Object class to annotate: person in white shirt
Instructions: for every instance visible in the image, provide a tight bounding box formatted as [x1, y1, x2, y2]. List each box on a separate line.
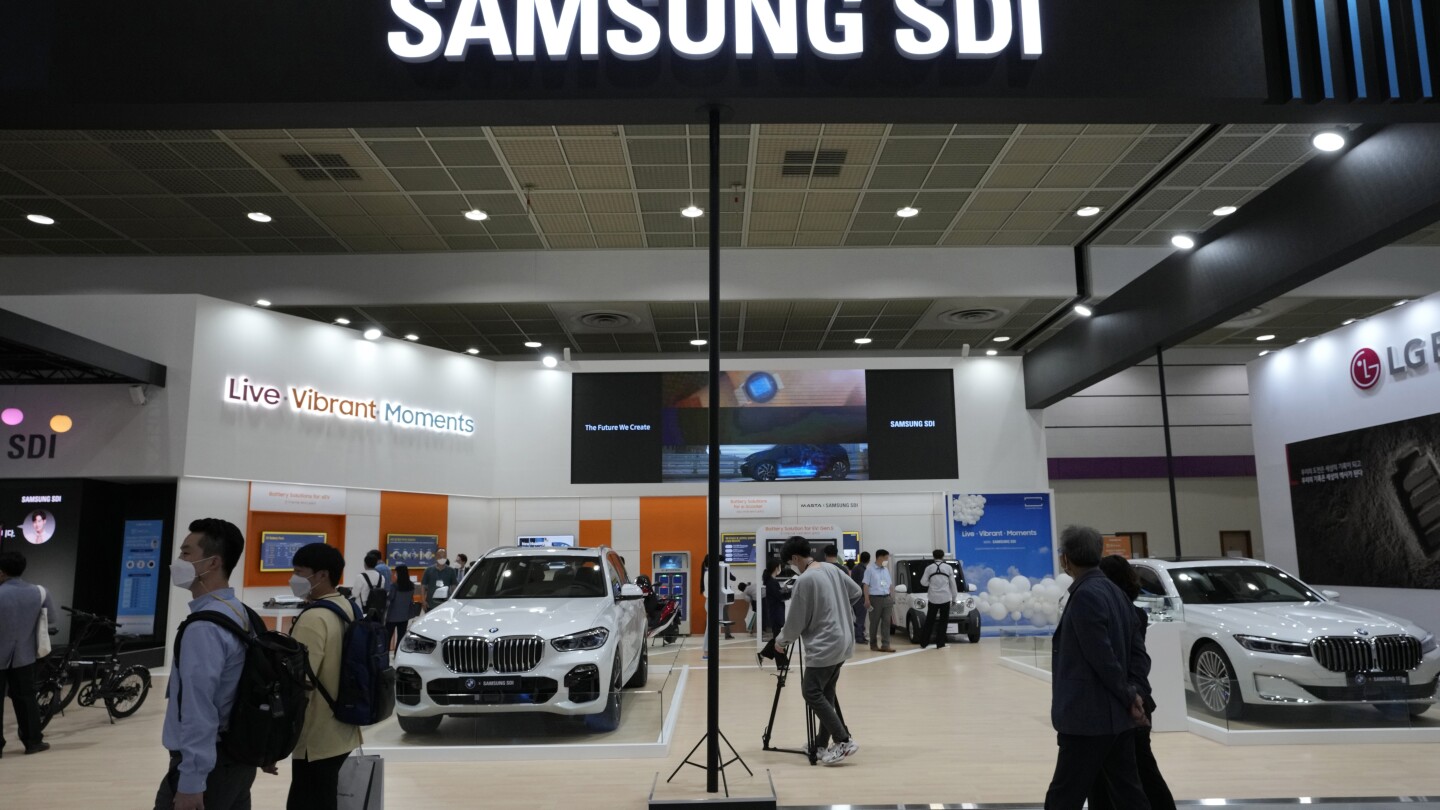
[861, 549, 895, 652]
[919, 550, 959, 649]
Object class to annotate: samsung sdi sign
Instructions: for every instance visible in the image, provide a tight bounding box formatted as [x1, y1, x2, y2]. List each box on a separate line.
[386, 0, 1043, 63]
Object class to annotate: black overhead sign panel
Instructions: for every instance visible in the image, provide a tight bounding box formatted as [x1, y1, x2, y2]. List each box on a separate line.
[2, 0, 1439, 126]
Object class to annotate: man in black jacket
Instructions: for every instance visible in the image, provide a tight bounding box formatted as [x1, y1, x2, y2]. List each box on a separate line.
[1043, 526, 1150, 810]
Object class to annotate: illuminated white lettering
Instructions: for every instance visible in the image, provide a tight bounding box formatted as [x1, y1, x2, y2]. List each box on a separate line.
[807, 0, 863, 60]
[606, 0, 663, 59]
[670, 0, 727, 59]
[895, 0, 949, 58]
[735, 0, 799, 58]
[388, 0, 446, 62]
[955, 0, 1012, 57]
[517, 0, 599, 60]
[445, 0, 515, 60]
[1018, 0, 1042, 58]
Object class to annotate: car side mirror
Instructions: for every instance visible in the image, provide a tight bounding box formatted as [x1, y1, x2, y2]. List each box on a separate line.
[618, 583, 646, 601]
[968, 583, 977, 593]
[894, 584, 908, 594]
[1321, 589, 1341, 601]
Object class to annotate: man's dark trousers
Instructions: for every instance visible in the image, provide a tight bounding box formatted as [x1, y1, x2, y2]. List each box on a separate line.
[921, 601, 951, 647]
[154, 748, 257, 810]
[0, 663, 44, 752]
[1044, 729, 1150, 810]
[801, 662, 849, 751]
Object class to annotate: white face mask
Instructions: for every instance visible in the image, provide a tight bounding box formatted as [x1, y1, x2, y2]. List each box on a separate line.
[171, 556, 214, 590]
[436, 558, 448, 567]
[289, 573, 314, 599]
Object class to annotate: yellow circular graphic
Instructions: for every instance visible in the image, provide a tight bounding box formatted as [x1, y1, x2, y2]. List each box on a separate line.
[50, 414, 73, 433]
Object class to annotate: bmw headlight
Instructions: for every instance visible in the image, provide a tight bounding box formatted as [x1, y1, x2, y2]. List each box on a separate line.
[1234, 634, 1312, 656]
[1421, 632, 1438, 655]
[552, 627, 610, 652]
[399, 633, 437, 654]
[916, 598, 927, 610]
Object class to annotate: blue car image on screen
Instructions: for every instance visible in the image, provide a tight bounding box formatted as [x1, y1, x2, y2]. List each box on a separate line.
[739, 444, 850, 482]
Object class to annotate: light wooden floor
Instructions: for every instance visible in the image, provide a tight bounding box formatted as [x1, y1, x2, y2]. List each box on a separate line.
[7, 639, 1440, 808]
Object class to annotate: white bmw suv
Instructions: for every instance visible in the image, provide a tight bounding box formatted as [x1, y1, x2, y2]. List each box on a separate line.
[394, 546, 648, 734]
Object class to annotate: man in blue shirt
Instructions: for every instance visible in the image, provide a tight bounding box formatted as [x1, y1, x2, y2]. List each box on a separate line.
[0, 550, 57, 757]
[154, 518, 254, 810]
[371, 549, 392, 592]
[862, 549, 895, 652]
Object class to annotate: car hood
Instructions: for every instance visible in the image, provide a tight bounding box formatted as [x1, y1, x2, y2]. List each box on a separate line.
[1185, 601, 1428, 640]
[411, 597, 611, 640]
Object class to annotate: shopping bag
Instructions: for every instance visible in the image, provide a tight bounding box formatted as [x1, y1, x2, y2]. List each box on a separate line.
[36, 586, 51, 659]
[337, 751, 384, 810]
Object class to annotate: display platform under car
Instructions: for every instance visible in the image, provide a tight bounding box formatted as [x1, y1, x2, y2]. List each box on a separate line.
[889, 555, 981, 644]
[1128, 557, 1440, 720]
[393, 545, 649, 734]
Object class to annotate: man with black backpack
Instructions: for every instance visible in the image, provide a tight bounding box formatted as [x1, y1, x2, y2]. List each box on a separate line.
[919, 550, 959, 649]
[355, 551, 389, 622]
[279, 542, 365, 810]
[155, 518, 260, 810]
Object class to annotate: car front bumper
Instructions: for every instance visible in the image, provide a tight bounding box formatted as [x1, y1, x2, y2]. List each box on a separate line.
[1234, 645, 1440, 706]
[394, 646, 617, 718]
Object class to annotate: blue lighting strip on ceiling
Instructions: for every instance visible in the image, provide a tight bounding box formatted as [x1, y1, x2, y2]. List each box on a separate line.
[1283, 0, 1304, 98]
[1315, 0, 1337, 98]
[1347, 0, 1369, 97]
[1379, 0, 1402, 97]
[1414, 0, 1435, 97]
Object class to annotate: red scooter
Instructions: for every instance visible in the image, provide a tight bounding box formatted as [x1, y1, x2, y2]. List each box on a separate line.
[635, 575, 681, 645]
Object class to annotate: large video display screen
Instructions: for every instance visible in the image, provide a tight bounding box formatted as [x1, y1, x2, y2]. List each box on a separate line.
[572, 369, 958, 484]
[1286, 410, 1440, 590]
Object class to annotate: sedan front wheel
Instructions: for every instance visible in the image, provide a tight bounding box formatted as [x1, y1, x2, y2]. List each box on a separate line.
[1192, 642, 1244, 719]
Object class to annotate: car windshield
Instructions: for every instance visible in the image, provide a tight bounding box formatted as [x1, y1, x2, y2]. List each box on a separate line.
[1169, 565, 1321, 605]
[454, 556, 607, 599]
[903, 560, 966, 592]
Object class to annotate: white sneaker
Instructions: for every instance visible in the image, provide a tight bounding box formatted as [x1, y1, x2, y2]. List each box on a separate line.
[821, 739, 858, 765]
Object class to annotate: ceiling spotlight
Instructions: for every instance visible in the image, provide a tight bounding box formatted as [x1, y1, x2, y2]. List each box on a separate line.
[463, 209, 489, 222]
[1075, 206, 1101, 217]
[362, 328, 382, 340]
[690, 339, 708, 346]
[1256, 334, 1275, 342]
[25, 214, 55, 225]
[465, 348, 480, 355]
[542, 355, 559, 368]
[1342, 318, 1357, 325]
[404, 334, 419, 341]
[993, 336, 1012, 343]
[1298, 337, 1309, 343]
[1212, 206, 1238, 216]
[985, 349, 998, 356]
[895, 206, 920, 218]
[524, 341, 542, 348]
[1394, 299, 1409, 307]
[681, 205, 703, 218]
[247, 212, 272, 223]
[1312, 130, 1347, 152]
[1073, 304, 1093, 317]
[255, 299, 272, 308]
[1170, 234, 1196, 249]
[1259, 350, 1270, 357]
[854, 337, 873, 345]
[334, 317, 351, 325]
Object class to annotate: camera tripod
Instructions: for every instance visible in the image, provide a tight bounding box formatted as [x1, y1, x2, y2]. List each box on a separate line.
[760, 641, 845, 766]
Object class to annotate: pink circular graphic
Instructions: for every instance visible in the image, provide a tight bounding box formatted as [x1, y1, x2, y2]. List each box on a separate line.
[1351, 347, 1382, 390]
[0, 408, 22, 426]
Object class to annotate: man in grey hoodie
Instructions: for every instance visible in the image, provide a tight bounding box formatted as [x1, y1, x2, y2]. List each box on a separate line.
[768, 536, 862, 766]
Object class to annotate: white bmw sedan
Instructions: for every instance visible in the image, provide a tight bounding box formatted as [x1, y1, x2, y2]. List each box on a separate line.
[1130, 557, 1439, 719]
[394, 546, 648, 734]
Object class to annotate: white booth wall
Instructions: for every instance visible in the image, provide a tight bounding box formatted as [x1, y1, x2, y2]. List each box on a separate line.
[1250, 291, 1440, 622]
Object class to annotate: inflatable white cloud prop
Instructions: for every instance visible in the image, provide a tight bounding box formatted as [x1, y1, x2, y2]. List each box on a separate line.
[951, 494, 987, 526]
[972, 572, 1073, 630]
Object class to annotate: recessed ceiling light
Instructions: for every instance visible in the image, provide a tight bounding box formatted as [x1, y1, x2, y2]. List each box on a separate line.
[404, 334, 419, 341]
[1342, 318, 1357, 325]
[690, 339, 708, 346]
[247, 212, 272, 223]
[1394, 299, 1409, 307]
[466, 348, 480, 355]
[1259, 350, 1270, 357]
[542, 355, 559, 368]
[1212, 205, 1238, 216]
[255, 299, 272, 308]
[1171, 234, 1196, 249]
[524, 341, 543, 348]
[1075, 206, 1101, 217]
[334, 317, 351, 325]
[895, 206, 920, 218]
[985, 349, 998, 356]
[1297, 337, 1309, 343]
[463, 209, 489, 221]
[854, 337, 873, 345]
[993, 336, 1011, 343]
[681, 206, 703, 218]
[1256, 334, 1275, 342]
[363, 328, 382, 340]
[1073, 304, 1093, 317]
[25, 214, 55, 225]
[1312, 130, 1346, 152]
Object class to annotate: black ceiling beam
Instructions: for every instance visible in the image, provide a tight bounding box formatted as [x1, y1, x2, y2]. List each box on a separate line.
[1022, 123, 1440, 410]
[0, 309, 167, 387]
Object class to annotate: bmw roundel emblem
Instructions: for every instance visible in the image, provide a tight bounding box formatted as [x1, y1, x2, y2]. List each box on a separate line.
[1356, 628, 1370, 636]
[1354, 673, 1367, 685]
[489, 627, 500, 634]
[464, 678, 477, 690]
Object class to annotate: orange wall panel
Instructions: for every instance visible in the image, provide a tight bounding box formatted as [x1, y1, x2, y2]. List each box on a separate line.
[578, 519, 612, 548]
[638, 496, 708, 634]
[378, 491, 449, 562]
[244, 511, 346, 588]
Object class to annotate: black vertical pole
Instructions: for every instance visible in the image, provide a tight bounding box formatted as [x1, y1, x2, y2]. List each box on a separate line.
[1156, 347, 1183, 556]
[705, 105, 722, 794]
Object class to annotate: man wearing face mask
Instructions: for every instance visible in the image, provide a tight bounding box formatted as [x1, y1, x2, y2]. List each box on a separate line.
[420, 549, 457, 612]
[155, 518, 252, 810]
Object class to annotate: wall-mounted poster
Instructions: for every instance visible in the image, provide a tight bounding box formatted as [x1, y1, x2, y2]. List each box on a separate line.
[721, 533, 756, 566]
[386, 534, 440, 568]
[1286, 411, 1440, 589]
[948, 492, 1061, 636]
[115, 519, 164, 636]
[259, 532, 327, 572]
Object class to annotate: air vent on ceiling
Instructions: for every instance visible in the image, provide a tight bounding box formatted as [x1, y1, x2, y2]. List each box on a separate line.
[283, 153, 361, 181]
[938, 308, 1007, 326]
[782, 149, 847, 177]
[1223, 306, 1268, 325]
[575, 311, 641, 330]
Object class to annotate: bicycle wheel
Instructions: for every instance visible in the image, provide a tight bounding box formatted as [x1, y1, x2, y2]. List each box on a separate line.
[104, 666, 150, 719]
[54, 663, 81, 711]
[37, 681, 64, 730]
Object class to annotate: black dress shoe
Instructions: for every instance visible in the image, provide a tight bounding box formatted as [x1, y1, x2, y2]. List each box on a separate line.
[24, 742, 50, 755]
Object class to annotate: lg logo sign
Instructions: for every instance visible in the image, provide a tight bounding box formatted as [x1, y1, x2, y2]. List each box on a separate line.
[1351, 348, 1382, 390]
